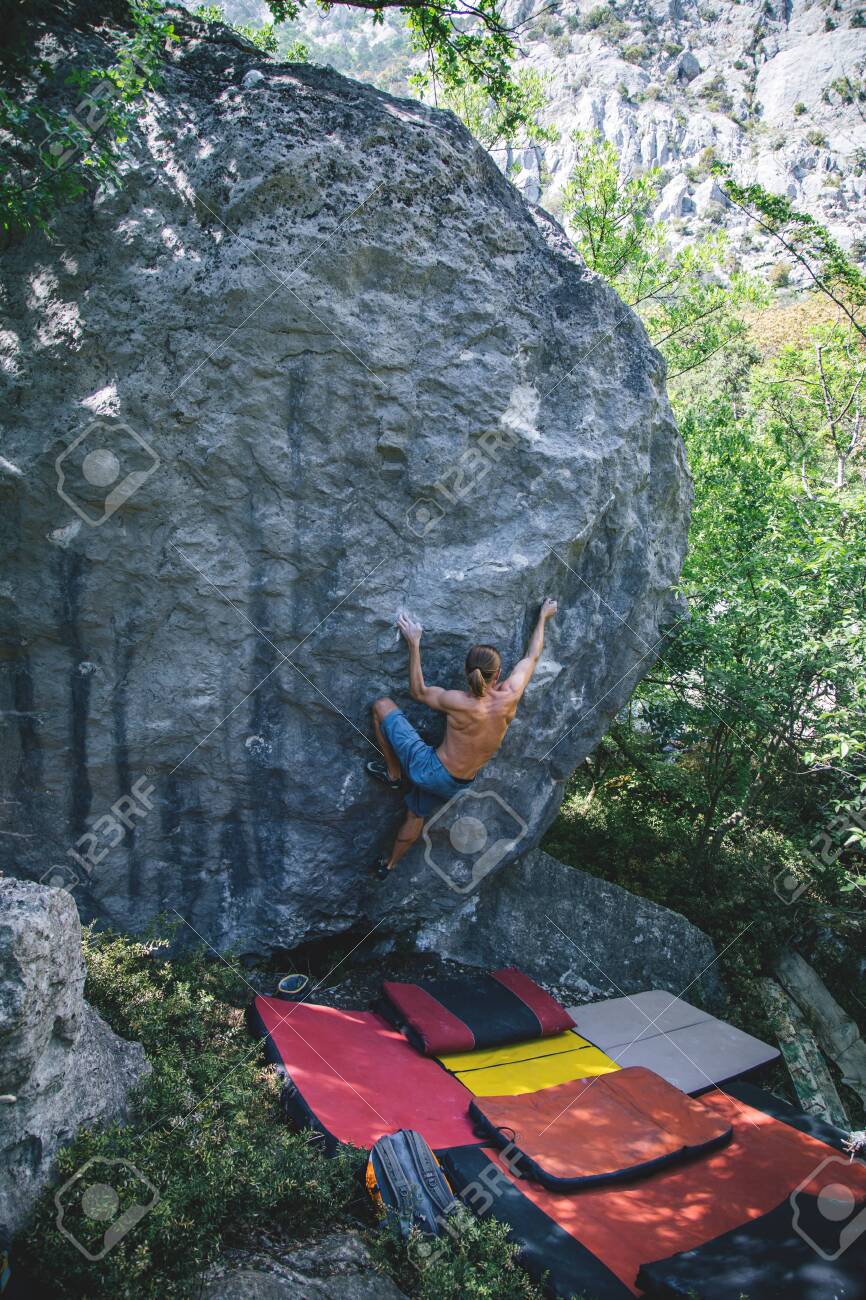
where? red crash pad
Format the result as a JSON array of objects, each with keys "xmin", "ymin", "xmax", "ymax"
[
  {"xmin": 471, "ymin": 1089, "xmax": 866, "ymax": 1294},
  {"xmin": 470, "ymin": 1066, "xmax": 732, "ymax": 1188},
  {"xmin": 249, "ymin": 995, "xmax": 478, "ymax": 1150}
]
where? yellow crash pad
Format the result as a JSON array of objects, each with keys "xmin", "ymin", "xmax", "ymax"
[{"xmin": 438, "ymin": 1030, "xmax": 619, "ymax": 1096}]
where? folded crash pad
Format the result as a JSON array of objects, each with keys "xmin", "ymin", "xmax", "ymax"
[
  {"xmin": 469, "ymin": 1066, "xmax": 732, "ymax": 1189},
  {"xmin": 438, "ymin": 1030, "xmax": 619, "ymax": 1096},
  {"xmin": 248, "ymin": 995, "xmax": 478, "ymax": 1152},
  {"xmin": 568, "ymin": 990, "xmax": 779, "ymax": 1094},
  {"xmin": 449, "ymin": 1089, "xmax": 866, "ymax": 1295},
  {"xmin": 380, "ymin": 967, "xmax": 575, "ymax": 1055}
]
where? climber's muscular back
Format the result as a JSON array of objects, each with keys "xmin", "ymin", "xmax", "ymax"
[
  {"xmin": 434, "ymin": 685, "xmax": 522, "ymax": 780},
  {"xmin": 398, "ymin": 598, "xmax": 557, "ymax": 781}
]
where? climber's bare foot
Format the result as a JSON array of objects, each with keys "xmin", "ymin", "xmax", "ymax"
[{"xmin": 366, "ymin": 760, "xmax": 401, "ymax": 790}]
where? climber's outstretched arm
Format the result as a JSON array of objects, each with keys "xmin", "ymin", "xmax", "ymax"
[
  {"xmin": 503, "ymin": 597, "xmax": 558, "ymax": 700},
  {"xmin": 397, "ymin": 614, "xmax": 461, "ymax": 713}
]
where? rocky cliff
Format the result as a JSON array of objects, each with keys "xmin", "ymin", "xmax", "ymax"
[
  {"xmin": 0, "ymin": 879, "xmax": 149, "ymax": 1238},
  {"xmin": 500, "ymin": 0, "xmax": 866, "ymax": 269},
  {"xmin": 0, "ymin": 10, "xmax": 690, "ymax": 955}
]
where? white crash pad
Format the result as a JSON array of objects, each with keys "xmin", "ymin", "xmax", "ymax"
[{"xmin": 567, "ymin": 991, "xmax": 779, "ymax": 1095}]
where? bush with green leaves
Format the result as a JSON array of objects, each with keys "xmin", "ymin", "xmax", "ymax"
[
  {"xmin": 0, "ymin": 0, "xmax": 176, "ymax": 239},
  {"xmin": 376, "ymin": 1214, "xmax": 545, "ymax": 1300},
  {"xmin": 14, "ymin": 928, "xmax": 365, "ymax": 1298}
]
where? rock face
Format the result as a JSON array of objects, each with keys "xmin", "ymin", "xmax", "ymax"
[
  {"xmin": 225, "ymin": 0, "xmax": 866, "ymax": 270},
  {"xmin": 0, "ymin": 12, "xmax": 690, "ymax": 954},
  {"xmin": 0, "ymin": 879, "xmax": 149, "ymax": 1237},
  {"xmin": 417, "ymin": 848, "xmax": 722, "ymax": 1006}
]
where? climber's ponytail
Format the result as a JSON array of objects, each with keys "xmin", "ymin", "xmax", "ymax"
[
  {"xmin": 465, "ymin": 644, "xmax": 501, "ymax": 698},
  {"xmin": 468, "ymin": 667, "xmax": 486, "ymax": 698}
]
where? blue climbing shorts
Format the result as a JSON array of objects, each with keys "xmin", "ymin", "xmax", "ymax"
[{"xmin": 380, "ymin": 708, "xmax": 474, "ymax": 817}]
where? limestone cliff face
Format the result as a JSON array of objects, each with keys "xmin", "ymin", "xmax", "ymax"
[
  {"xmin": 499, "ymin": 0, "xmax": 866, "ymax": 269},
  {"xmin": 1, "ymin": 12, "xmax": 690, "ymax": 953}
]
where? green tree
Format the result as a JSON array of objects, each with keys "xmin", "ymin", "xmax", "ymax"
[
  {"xmin": 753, "ymin": 321, "xmax": 865, "ymax": 493},
  {"xmin": 437, "ymin": 67, "xmax": 557, "ymax": 150},
  {"xmin": 561, "ymin": 131, "xmax": 767, "ymax": 379},
  {"xmin": 712, "ymin": 163, "xmax": 866, "ymax": 343},
  {"xmin": 556, "ymin": 150, "xmax": 866, "ymax": 908}
]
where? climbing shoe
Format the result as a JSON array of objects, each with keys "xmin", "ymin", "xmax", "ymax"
[
  {"xmin": 371, "ymin": 856, "xmax": 393, "ymax": 881},
  {"xmin": 366, "ymin": 760, "xmax": 401, "ymax": 790}
]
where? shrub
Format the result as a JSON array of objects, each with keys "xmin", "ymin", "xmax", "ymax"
[
  {"xmin": 579, "ymin": 4, "xmax": 628, "ymax": 39},
  {"xmin": 698, "ymin": 73, "xmax": 734, "ymax": 113},
  {"xmin": 14, "ymin": 929, "xmax": 364, "ymax": 1298},
  {"xmin": 768, "ymin": 261, "xmax": 790, "ymax": 288},
  {"xmin": 622, "ymin": 43, "xmax": 648, "ymax": 64},
  {"xmin": 376, "ymin": 1215, "xmax": 544, "ymax": 1299},
  {"xmin": 581, "ymin": 3, "xmax": 613, "ymax": 30},
  {"xmin": 793, "ymin": 101, "xmax": 807, "ymax": 115},
  {"xmin": 806, "ymin": 129, "xmax": 828, "ymax": 147},
  {"xmin": 827, "ymin": 76, "xmax": 866, "ymax": 104}
]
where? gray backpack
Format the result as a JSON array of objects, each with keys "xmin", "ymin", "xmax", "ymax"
[{"xmin": 366, "ymin": 1129, "xmax": 458, "ymax": 1240}]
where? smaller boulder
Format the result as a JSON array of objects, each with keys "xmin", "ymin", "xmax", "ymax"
[
  {"xmin": 0, "ymin": 879, "xmax": 149, "ymax": 1237},
  {"xmin": 693, "ymin": 176, "xmax": 730, "ymax": 218},
  {"xmin": 199, "ymin": 1231, "xmax": 408, "ymax": 1298},
  {"xmin": 654, "ymin": 173, "xmax": 695, "ymax": 222},
  {"xmin": 675, "ymin": 50, "xmax": 701, "ymax": 83}
]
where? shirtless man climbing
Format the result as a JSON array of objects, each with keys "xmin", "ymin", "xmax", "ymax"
[{"xmin": 367, "ymin": 598, "xmax": 558, "ymax": 879}]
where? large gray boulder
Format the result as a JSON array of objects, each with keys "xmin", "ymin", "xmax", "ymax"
[
  {"xmin": 417, "ymin": 849, "xmax": 722, "ymax": 1006},
  {"xmin": 0, "ymin": 12, "xmax": 690, "ymax": 954},
  {"xmin": 0, "ymin": 879, "xmax": 149, "ymax": 1237}
]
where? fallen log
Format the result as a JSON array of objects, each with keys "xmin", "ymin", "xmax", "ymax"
[
  {"xmin": 776, "ymin": 949, "xmax": 866, "ymax": 1111},
  {"xmin": 758, "ymin": 978, "xmax": 849, "ymax": 1128}
]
